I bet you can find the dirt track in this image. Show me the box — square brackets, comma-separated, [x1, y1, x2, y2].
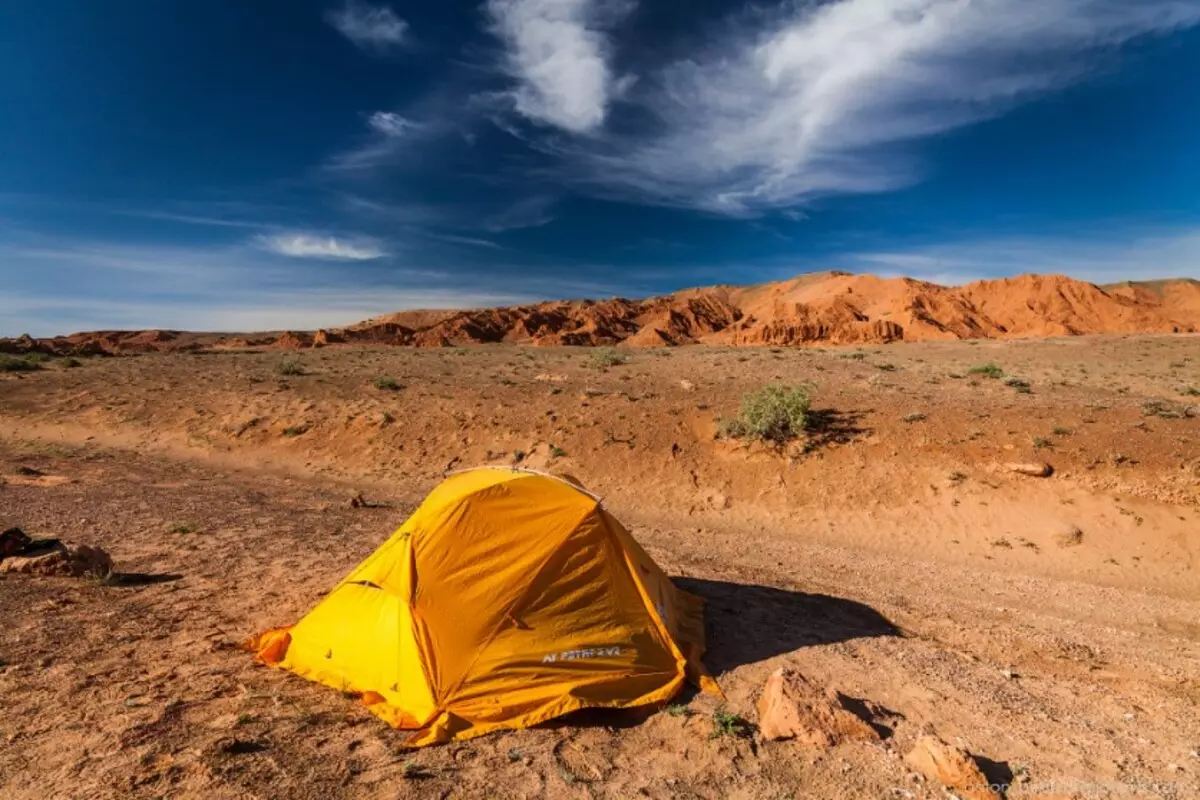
[2, 336, 1199, 798]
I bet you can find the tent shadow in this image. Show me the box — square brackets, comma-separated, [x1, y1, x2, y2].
[675, 578, 900, 675]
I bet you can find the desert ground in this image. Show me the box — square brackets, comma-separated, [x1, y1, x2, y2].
[2, 334, 1199, 799]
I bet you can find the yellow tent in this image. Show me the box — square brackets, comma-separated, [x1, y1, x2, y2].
[248, 468, 719, 746]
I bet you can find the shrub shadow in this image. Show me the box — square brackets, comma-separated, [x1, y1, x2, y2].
[805, 408, 871, 449]
[675, 578, 900, 674]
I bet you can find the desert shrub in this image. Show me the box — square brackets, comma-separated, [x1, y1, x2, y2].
[1032, 436, 1052, 449]
[709, 709, 751, 739]
[718, 383, 812, 444]
[969, 363, 1005, 379]
[282, 425, 307, 437]
[875, 362, 898, 372]
[23, 352, 53, 364]
[374, 376, 401, 391]
[549, 444, 567, 458]
[1004, 377, 1032, 393]
[1052, 426, 1073, 436]
[276, 356, 304, 376]
[586, 347, 626, 368]
[0, 355, 43, 372]
[1181, 386, 1200, 397]
[60, 357, 82, 368]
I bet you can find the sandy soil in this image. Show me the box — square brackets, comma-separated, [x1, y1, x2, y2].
[1, 335, 1198, 798]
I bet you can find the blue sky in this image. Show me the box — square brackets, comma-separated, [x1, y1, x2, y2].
[3, 0, 1200, 336]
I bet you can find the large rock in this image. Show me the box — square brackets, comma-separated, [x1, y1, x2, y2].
[904, 735, 1002, 800]
[756, 668, 879, 746]
[0, 540, 113, 578]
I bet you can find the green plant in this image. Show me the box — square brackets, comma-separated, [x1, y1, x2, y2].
[875, 362, 898, 372]
[276, 356, 304, 376]
[1181, 386, 1200, 397]
[666, 703, 693, 718]
[1032, 436, 1052, 449]
[60, 357, 82, 368]
[0, 355, 42, 372]
[586, 347, 626, 368]
[717, 383, 813, 445]
[167, 523, 197, 534]
[282, 425, 307, 437]
[23, 352, 53, 364]
[709, 709, 751, 739]
[507, 747, 524, 763]
[374, 376, 401, 391]
[549, 444, 567, 458]
[968, 363, 1005, 379]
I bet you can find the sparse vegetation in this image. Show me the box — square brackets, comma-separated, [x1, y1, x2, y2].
[1005, 377, 1032, 393]
[717, 383, 813, 445]
[1032, 436, 1052, 449]
[949, 471, 968, 484]
[969, 363, 1005, 379]
[276, 356, 304, 376]
[1181, 386, 1200, 397]
[0, 355, 43, 372]
[549, 444, 567, 458]
[875, 362, 898, 372]
[709, 709, 751, 739]
[168, 523, 196, 534]
[666, 703, 693, 718]
[60, 357, 82, 368]
[282, 425, 307, 437]
[1052, 426, 1073, 436]
[374, 376, 401, 391]
[586, 347, 627, 368]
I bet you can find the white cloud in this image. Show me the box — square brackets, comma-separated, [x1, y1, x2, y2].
[257, 233, 385, 260]
[559, 0, 1200, 214]
[367, 111, 419, 137]
[326, 1, 408, 53]
[486, 0, 631, 133]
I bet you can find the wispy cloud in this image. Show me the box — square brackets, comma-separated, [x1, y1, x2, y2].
[846, 226, 1200, 286]
[256, 232, 385, 260]
[486, 0, 632, 133]
[545, 0, 1200, 214]
[326, 1, 408, 53]
[366, 111, 420, 137]
[482, 195, 557, 232]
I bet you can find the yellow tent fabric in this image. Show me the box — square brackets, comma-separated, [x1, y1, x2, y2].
[248, 468, 720, 746]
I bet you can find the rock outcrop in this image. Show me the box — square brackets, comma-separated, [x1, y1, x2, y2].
[4, 274, 1197, 355]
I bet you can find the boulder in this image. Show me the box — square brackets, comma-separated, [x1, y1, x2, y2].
[904, 735, 1002, 800]
[756, 668, 879, 746]
[0, 540, 113, 578]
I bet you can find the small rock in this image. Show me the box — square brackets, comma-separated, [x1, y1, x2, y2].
[756, 668, 879, 746]
[1006, 462, 1053, 478]
[1001, 668, 1017, 680]
[679, 379, 695, 391]
[1167, 763, 1180, 772]
[0, 540, 113, 578]
[904, 735, 1001, 800]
